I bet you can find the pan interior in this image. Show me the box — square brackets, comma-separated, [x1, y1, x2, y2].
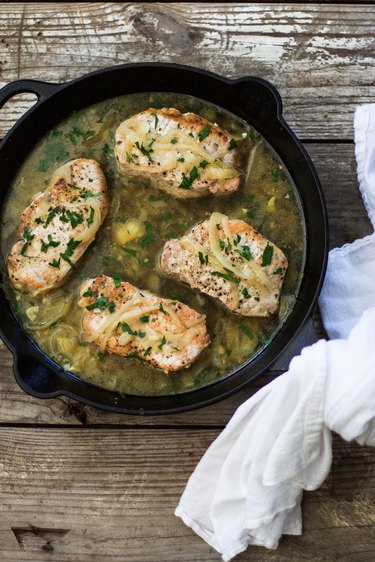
[0, 92, 306, 396]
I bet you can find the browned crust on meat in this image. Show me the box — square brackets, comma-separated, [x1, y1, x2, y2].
[78, 275, 210, 373]
[115, 107, 241, 199]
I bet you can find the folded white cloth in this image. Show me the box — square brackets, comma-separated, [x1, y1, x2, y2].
[175, 104, 375, 560]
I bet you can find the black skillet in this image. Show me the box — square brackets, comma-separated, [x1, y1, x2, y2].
[0, 63, 328, 414]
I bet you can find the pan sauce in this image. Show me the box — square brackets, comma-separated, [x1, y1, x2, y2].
[0, 93, 305, 396]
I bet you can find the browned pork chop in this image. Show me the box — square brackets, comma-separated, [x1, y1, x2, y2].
[160, 212, 288, 317]
[115, 107, 240, 198]
[7, 159, 109, 295]
[78, 275, 210, 373]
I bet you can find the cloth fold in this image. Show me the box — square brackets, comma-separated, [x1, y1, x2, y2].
[175, 104, 375, 560]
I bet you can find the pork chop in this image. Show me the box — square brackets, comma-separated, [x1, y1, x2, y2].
[78, 275, 210, 373]
[7, 159, 109, 295]
[160, 212, 288, 317]
[115, 107, 240, 198]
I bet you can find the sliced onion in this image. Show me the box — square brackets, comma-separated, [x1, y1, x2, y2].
[245, 143, 260, 183]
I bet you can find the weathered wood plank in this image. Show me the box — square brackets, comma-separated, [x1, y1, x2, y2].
[0, 143, 370, 426]
[0, 3, 374, 139]
[0, 428, 374, 561]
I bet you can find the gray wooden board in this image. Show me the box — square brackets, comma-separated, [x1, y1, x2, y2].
[0, 429, 374, 561]
[1, 3, 375, 561]
[0, 3, 375, 139]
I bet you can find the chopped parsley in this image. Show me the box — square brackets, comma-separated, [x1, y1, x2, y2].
[83, 288, 97, 297]
[82, 130, 96, 142]
[242, 288, 251, 299]
[151, 112, 159, 129]
[49, 258, 61, 268]
[271, 168, 284, 182]
[236, 245, 253, 261]
[86, 206, 95, 227]
[59, 237, 81, 268]
[139, 315, 149, 323]
[86, 296, 109, 310]
[211, 270, 239, 284]
[143, 346, 152, 357]
[122, 322, 146, 338]
[198, 125, 211, 142]
[135, 141, 153, 162]
[241, 324, 254, 340]
[262, 244, 273, 266]
[160, 211, 172, 222]
[199, 159, 209, 168]
[228, 138, 237, 150]
[198, 251, 209, 266]
[41, 234, 60, 253]
[60, 209, 84, 229]
[82, 191, 101, 200]
[139, 221, 155, 248]
[159, 303, 166, 313]
[179, 166, 199, 189]
[35, 217, 44, 225]
[171, 137, 178, 144]
[44, 206, 60, 228]
[177, 156, 185, 163]
[122, 247, 137, 257]
[108, 301, 116, 313]
[180, 219, 190, 228]
[102, 143, 114, 155]
[273, 267, 283, 275]
[111, 273, 122, 287]
[20, 229, 35, 256]
[158, 335, 167, 350]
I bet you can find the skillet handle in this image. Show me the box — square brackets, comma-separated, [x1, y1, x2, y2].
[0, 79, 60, 111]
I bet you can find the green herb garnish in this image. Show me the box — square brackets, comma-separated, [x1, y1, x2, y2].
[108, 302, 116, 313]
[179, 166, 199, 189]
[198, 251, 208, 266]
[86, 296, 109, 310]
[177, 156, 185, 163]
[262, 244, 273, 266]
[82, 130, 96, 142]
[273, 267, 283, 275]
[20, 229, 35, 256]
[60, 237, 81, 268]
[60, 209, 84, 229]
[44, 206, 60, 228]
[228, 138, 237, 150]
[83, 288, 97, 297]
[49, 258, 61, 268]
[242, 288, 251, 299]
[86, 206, 95, 227]
[41, 234, 60, 253]
[198, 125, 211, 142]
[111, 273, 122, 287]
[199, 159, 209, 168]
[139, 315, 149, 323]
[139, 221, 155, 248]
[241, 324, 254, 340]
[102, 143, 114, 155]
[159, 303, 166, 313]
[158, 335, 167, 350]
[143, 346, 152, 357]
[171, 137, 178, 144]
[135, 141, 153, 162]
[151, 112, 159, 129]
[236, 245, 252, 261]
[211, 270, 239, 284]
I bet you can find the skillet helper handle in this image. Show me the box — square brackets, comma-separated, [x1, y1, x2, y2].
[270, 316, 320, 372]
[0, 79, 60, 110]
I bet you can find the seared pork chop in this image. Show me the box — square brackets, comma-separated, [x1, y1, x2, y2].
[160, 212, 288, 317]
[115, 107, 240, 198]
[7, 159, 109, 295]
[78, 275, 210, 373]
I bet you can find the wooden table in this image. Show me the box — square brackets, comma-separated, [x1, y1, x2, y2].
[0, 3, 375, 560]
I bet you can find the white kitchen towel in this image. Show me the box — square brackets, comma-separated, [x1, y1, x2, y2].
[175, 104, 375, 561]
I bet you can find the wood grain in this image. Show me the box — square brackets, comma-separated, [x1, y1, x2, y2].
[0, 3, 375, 139]
[0, 428, 374, 562]
[0, 143, 370, 427]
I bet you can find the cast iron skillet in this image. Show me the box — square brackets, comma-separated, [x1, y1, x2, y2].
[0, 63, 328, 414]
